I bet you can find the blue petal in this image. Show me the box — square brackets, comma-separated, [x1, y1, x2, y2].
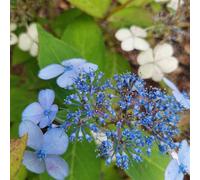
[61, 58, 86, 67]
[23, 150, 45, 174]
[163, 77, 179, 91]
[19, 121, 43, 150]
[178, 140, 190, 173]
[22, 102, 43, 124]
[45, 155, 69, 179]
[42, 128, 68, 155]
[56, 71, 77, 88]
[38, 89, 55, 109]
[173, 91, 190, 109]
[80, 63, 98, 73]
[165, 159, 184, 180]
[163, 77, 190, 109]
[38, 64, 64, 80]
[39, 105, 58, 128]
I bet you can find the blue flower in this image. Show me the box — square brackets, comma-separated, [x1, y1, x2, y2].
[19, 121, 69, 179]
[163, 77, 190, 109]
[38, 58, 98, 88]
[165, 140, 190, 180]
[22, 89, 58, 128]
[63, 71, 184, 169]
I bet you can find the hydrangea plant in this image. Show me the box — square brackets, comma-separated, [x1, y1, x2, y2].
[19, 59, 189, 179]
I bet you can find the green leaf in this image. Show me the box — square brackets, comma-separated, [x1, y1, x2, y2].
[10, 134, 28, 179]
[108, 7, 153, 28]
[14, 166, 28, 180]
[11, 46, 32, 65]
[37, 25, 81, 68]
[64, 140, 101, 180]
[62, 15, 106, 71]
[68, 0, 112, 18]
[126, 146, 170, 180]
[50, 9, 83, 37]
[11, 87, 37, 123]
[101, 161, 122, 180]
[118, 0, 153, 7]
[104, 50, 130, 78]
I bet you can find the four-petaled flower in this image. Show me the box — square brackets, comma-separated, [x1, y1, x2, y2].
[137, 43, 178, 81]
[165, 140, 190, 180]
[38, 58, 98, 88]
[18, 23, 38, 57]
[115, 25, 150, 52]
[22, 89, 58, 128]
[19, 121, 69, 179]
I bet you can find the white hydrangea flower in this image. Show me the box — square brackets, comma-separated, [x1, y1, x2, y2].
[155, 0, 184, 11]
[18, 23, 38, 57]
[137, 43, 178, 81]
[10, 23, 18, 45]
[115, 25, 150, 52]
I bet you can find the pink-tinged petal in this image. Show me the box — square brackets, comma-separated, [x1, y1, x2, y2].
[165, 159, 184, 180]
[56, 71, 77, 88]
[38, 89, 55, 109]
[38, 64, 64, 80]
[42, 128, 68, 155]
[45, 155, 69, 179]
[19, 121, 43, 150]
[22, 102, 43, 124]
[61, 58, 86, 67]
[23, 151, 45, 174]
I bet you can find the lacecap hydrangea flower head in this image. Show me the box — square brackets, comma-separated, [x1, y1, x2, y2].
[63, 70, 186, 169]
[19, 58, 188, 178]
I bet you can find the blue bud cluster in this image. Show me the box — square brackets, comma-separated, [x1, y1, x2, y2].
[63, 71, 184, 169]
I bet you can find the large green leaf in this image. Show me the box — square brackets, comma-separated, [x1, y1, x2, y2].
[64, 140, 101, 180]
[104, 50, 130, 78]
[10, 134, 28, 179]
[68, 0, 112, 18]
[50, 9, 83, 37]
[126, 146, 170, 180]
[11, 46, 31, 65]
[10, 87, 36, 123]
[108, 6, 153, 28]
[37, 25, 81, 68]
[101, 161, 122, 180]
[62, 15, 106, 71]
[118, 0, 153, 7]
